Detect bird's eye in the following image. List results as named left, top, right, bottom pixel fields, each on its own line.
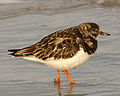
left=93, top=28, right=97, bottom=31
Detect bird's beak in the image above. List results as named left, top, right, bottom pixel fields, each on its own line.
left=99, top=30, right=111, bottom=36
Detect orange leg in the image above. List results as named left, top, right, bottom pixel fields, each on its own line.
left=54, top=70, right=60, bottom=85
left=64, top=70, right=75, bottom=84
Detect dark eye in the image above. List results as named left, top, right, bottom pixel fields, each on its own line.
left=93, top=28, right=96, bottom=31
left=93, top=28, right=98, bottom=31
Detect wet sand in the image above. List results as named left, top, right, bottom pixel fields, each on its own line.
left=0, top=0, right=120, bottom=96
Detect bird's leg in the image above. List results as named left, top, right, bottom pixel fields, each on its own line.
left=57, top=83, right=61, bottom=96
left=67, top=83, right=74, bottom=93
left=64, top=70, right=75, bottom=84
left=54, top=70, right=60, bottom=85
left=64, top=70, right=88, bottom=85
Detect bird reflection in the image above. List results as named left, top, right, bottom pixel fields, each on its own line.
left=55, top=83, right=88, bottom=96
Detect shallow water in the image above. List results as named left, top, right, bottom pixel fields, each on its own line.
left=0, top=0, right=120, bottom=96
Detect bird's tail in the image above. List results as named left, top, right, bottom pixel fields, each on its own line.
left=8, top=44, right=36, bottom=57
left=8, top=49, right=23, bottom=57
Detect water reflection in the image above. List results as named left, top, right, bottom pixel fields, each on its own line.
left=56, top=83, right=86, bottom=96
left=55, top=83, right=100, bottom=96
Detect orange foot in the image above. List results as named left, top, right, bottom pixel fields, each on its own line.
left=54, top=77, right=60, bottom=85
left=54, top=70, right=61, bottom=85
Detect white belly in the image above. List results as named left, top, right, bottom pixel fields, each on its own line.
left=23, top=49, right=91, bottom=70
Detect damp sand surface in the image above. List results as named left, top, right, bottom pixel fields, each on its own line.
left=0, top=0, right=120, bottom=96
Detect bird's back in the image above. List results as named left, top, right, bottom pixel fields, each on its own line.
left=8, top=24, right=97, bottom=60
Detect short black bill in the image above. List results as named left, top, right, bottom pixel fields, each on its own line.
left=99, top=31, right=111, bottom=36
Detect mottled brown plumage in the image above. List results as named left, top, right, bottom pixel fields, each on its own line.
left=8, top=22, right=111, bottom=84
left=8, top=22, right=110, bottom=60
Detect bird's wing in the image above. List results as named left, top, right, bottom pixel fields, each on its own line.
left=33, top=28, right=84, bottom=60
left=8, top=27, right=97, bottom=58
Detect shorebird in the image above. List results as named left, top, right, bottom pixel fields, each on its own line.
left=8, top=22, right=110, bottom=84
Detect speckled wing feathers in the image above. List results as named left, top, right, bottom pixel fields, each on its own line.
left=9, top=24, right=98, bottom=60
left=33, top=27, right=97, bottom=60
left=34, top=28, right=82, bottom=60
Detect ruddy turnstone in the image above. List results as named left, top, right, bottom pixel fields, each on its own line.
left=8, top=22, right=110, bottom=84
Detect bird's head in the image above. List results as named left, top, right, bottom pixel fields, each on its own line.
left=79, top=22, right=111, bottom=39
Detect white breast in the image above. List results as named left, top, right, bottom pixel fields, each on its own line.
left=23, top=48, right=91, bottom=70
